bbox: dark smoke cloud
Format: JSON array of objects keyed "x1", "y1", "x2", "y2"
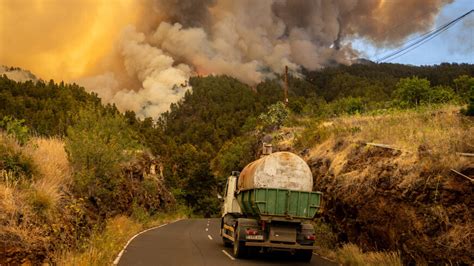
[
  {"x1": 79, "y1": 0, "x2": 452, "y2": 118},
  {"x1": 340, "y1": 0, "x2": 453, "y2": 45},
  {"x1": 152, "y1": 0, "x2": 217, "y2": 28}
]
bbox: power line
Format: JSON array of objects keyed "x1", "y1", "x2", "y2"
[
  {"x1": 385, "y1": 23, "x2": 455, "y2": 62},
  {"x1": 377, "y1": 9, "x2": 473, "y2": 62},
  {"x1": 376, "y1": 9, "x2": 474, "y2": 63}
]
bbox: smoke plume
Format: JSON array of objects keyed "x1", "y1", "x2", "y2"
[
  {"x1": 0, "y1": 0, "x2": 452, "y2": 118},
  {"x1": 0, "y1": 66, "x2": 37, "y2": 82}
]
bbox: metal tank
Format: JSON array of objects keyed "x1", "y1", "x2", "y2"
[{"x1": 237, "y1": 152, "x2": 313, "y2": 192}]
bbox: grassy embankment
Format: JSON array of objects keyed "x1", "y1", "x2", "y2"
[
  {"x1": 0, "y1": 134, "x2": 188, "y2": 265},
  {"x1": 57, "y1": 211, "x2": 188, "y2": 266},
  {"x1": 284, "y1": 104, "x2": 472, "y2": 265}
]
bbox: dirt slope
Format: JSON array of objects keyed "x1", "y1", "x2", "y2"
[
  {"x1": 309, "y1": 139, "x2": 472, "y2": 264},
  {"x1": 279, "y1": 107, "x2": 473, "y2": 264}
]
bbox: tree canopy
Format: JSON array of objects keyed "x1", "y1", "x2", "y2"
[{"x1": 1, "y1": 62, "x2": 473, "y2": 214}]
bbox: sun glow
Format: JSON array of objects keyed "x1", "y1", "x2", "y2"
[
  {"x1": 0, "y1": 0, "x2": 141, "y2": 81},
  {"x1": 378, "y1": 0, "x2": 387, "y2": 9}
]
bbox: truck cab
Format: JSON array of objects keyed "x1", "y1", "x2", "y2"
[{"x1": 221, "y1": 172, "x2": 241, "y2": 216}]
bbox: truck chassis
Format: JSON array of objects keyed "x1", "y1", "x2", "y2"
[{"x1": 221, "y1": 215, "x2": 315, "y2": 261}]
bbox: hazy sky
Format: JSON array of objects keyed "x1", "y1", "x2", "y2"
[
  {"x1": 353, "y1": 0, "x2": 474, "y2": 65},
  {"x1": 1, "y1": 0, "x2": 471, "y2": 84},
  {"x1": 1, "y1": 0, "x2": 471, "y2": 117}
]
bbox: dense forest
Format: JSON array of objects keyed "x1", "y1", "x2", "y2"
[{"x1": 1, "y1": 62, "x2": 473, "y2": 215}]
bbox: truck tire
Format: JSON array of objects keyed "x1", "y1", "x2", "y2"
[
  {"x1": 233, "y1": 226, "x2": 247, "y2": 258},
  {"x1": 295, "y1": 250, "x2": 313, "y2": 262}
]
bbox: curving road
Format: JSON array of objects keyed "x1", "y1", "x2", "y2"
[{"x1": 117, "y1": 218, "x2": 338, "y2": 266}]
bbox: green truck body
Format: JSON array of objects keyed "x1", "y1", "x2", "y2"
[
  {"x1": 237, "y1": 188, "x2": 322, "y2": 220},
  {"x1": 220, "y1": 152, "x2": 322, "y2": 261}
]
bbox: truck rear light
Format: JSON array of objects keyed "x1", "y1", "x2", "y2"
[
  {"x1": 246, "y1": 228, "x2": 259, "y2": 235},
  {"x1": 305, "y1": 234, "x2": 315, "y2": 240}
]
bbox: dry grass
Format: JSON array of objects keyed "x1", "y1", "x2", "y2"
[
  {"x1": 303, "y1": 105, "x2": 473, "y2": 264},
  {"x1": 57, "y1": 211, "x2": 188, "y2": 266},
  {"x1": 335, "y1": 106, "x2": 472, "y2": 155},
  {"x1": 303, "y1": 106, "x2": 473, "y2": 184},
  {"x1": 1, "y1": 134, "x2": 73, "y2": 263},
  {"x1": 58, "y1": 216, "x2": 142, "y2": 266},
  {"x1": 314, "y1": 243, "x2": 402, "y2": 266},
  {"x1": 0, "y1": 182, "x2": 19, "y2": 221},
  {"x1": 438, "y1": 224, "x2": 473, "y2": 252},
  {"x1": 312, "y1": 220, "x2": 402, "y2": 266},
  {"x1": 26, "y1": 137, "x2": 71, "y2": 210},
  {"x1": 0, "y1": 132, "x2": 22, "y2": 155},
  {"x1": 312, "y1": 218, "x2": 403, "y2": 265},
  {"x1": 336, "y1": 244, "x2": 402, "y2": 266},
  {"x1": 1, "y1": 132, "x2": 182, "y2": 264},
  {"x1": 0, "y1": 133, "x2": 31, "y2": 223},
  {"x1": 0, "y1": 136, "x2": 70, "y2": 219}
]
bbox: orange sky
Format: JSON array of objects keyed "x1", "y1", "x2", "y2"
[{"x1": 0, "y1": 0, "x2": 141, "y2": 81}]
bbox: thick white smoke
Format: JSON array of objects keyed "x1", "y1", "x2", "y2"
[
  {"x1": 0, "y1": 66, "x2": 37, "y2": 82},
  {"x1": 79, "y1": 27, "x2": 191, "y2": 117},
  {"x1": 76, "y1": 0, "x2": 451, "y2": 119}
]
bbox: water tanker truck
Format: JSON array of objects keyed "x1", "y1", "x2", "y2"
[{"x1": 220, "y1": 151, "x2": 322, "y2": 262}]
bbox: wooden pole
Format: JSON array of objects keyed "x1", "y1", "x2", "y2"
[
  {"x1": 450, "y1": 169, "x2": 474, "y2": 183},
  {"x1": 284, "y1": 66, "x2": 289, "y2": 106},
  {"x1": 456, "y1": 152, "x2": 474, "y2": 157}
]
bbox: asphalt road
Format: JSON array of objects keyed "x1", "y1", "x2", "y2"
[{"x1": 117, "y1": 218, "x2": 338, "y2": 266}]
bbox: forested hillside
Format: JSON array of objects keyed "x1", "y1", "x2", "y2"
[
  {"x1": 1, "y1": 62, "x2": 473, "y2": 264},
  {"x1": 1, "y1": 62, "x2": 473, "y2": 216},
  {"x1": 304, "y1": 62, "x2": 473, "y2": 101},
  {"x1": 0, "y1": 78, "x2": 109, "y2": 136}
]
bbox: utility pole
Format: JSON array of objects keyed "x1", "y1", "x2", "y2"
[{"x1": 284, "y1": 66, "x2": 289, "y2": 106}]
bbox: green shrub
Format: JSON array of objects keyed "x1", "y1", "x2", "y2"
[
  {"x1": 0, "y1": 135, "x2": 35, "y2": 181},
  {"x1": 288, "y1": 97, "x2": 305, "y2": 114},
  {"x1": 65, "y1": 107, "x2": 139, "y2": 211},
  {"x1": 211, "y1": 135, "x2": 257, "y2": 179},
  {"x1": 166, "y1": 143, "x2": 218, "y2": 216},
  {"x1": 294, "y1": 120, "x2": 331, "y2": 149},
  {"x1": 463, "y1": 86, "x2": 474, "y2": 116},
  {"x1": 258, "y1": 101, "x2": 290, "y2": 131},
  {"x1": 0, "y1": 116, "x2": 30, "y2": 145},
  {"x1": 394, "y1": 76, "x2": 431, "y2": 107},
  {"x1": 427, "y1": 85, "x2": 457, "y2": 104},
  {"x1": 393, "y1": 77, "x2": 458, "y2": 107},
  {"x1": 131, "y1": 202, "x2": 150, "y2": 224},
  {"x1": 328, "y1": 97, "x2": 365, "y2": 115},
  {"x1": 241, "y1": 116, "x2": 257, "y2": 133},
  {"x1": 454, "y1": 75, "x2": 474, "y2": 101},
  {"x1": 301, "y1": 95, "x2": 328, "y2": 117}
]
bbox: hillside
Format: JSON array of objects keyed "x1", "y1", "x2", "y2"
[
  {"x1": 0, "y1": 132, "x2": 176, "y2": 264},
  {"x1": 0, "y1": 63, "x2": 473, "y2": 264},
  {"x1": 298, "y1": 107, "x2": 473, "y2": 264}
]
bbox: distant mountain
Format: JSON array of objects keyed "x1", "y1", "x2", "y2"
[
  {"x1": 0, "y1": 65, "x2": 37, "y2": 82},
  {"x1": 354, "y1": 58, "x2": 376, "y2": 65}
]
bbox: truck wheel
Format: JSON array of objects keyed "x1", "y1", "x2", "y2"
[
  {"x1": 295, "y1": 250, "x2": 313, "y2": 262},
  {"x1": 233, "y1": 228, "x2": 247, "y2": 258}
]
